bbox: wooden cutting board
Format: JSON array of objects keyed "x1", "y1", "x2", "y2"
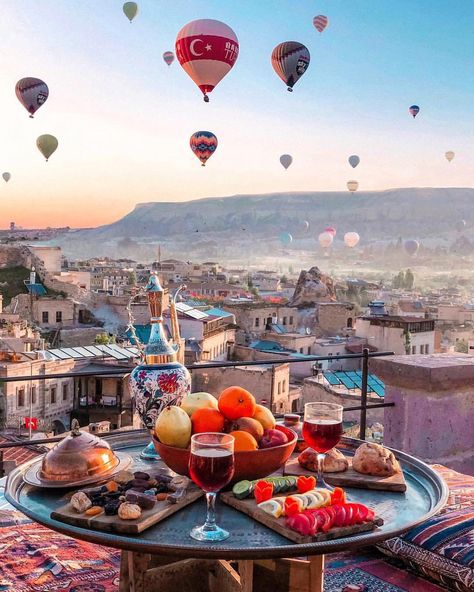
[
  {"x1": 284, "y1": 455, "x2": 407, "y2": 492},
  {"x1": 221, "y1": 492, "x2": 383, "y2": 544},
  {"x1": 51, "y1": 486, "x2": 203, "y2": 534}
]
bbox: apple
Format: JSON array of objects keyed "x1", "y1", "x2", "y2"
[
  {"x1": 231, "y1": 417, "x2": 264, "y2": 442},
  {"x1": 180, "y1": 392, "x2": 218, "y2": 416},
  {"x1": 260, "y1": 428, "x2": 289, "y2": 449},
  {"x1": 252, "y1": 404, "x2": 276, "y2": 430},
  {"x1": 155, "y1": 406, "x2": 191, "y2": 449}
]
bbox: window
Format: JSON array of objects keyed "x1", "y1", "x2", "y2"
[
  {"x1": 289, "y1": 316, "x2": 294, "y2": 325},
  {"x1": 56, "y1": 311, "x2": 62, "y2": 323},
  {"x1": 308, "y1": 347, "x2": 311, "y2": 354},
  {"x1": 42, "y1": 311, "x2": 49, "y2": 323},
  {"x1": 31, "y1": 386, "x2": 37, "y2": 405},
  {"x1": 50, "y1": 386, "x2": 57, "y2": 404},
  {"x1": 17, "y1": 388, "x2": 25, "y2": 407},
  {"x1": 282, "y1": 380, "x2": 286, "y2": 392},
  {"x1": 420, "y1": 345, "x2": 425, "y2": 354},
  {"x1": 300, "y1": 347, "x2": 303, "y2": 353},
  {"x1": 277, "y1": 382, "x2": 281, "y2": 395},
  {"x1": 425, "y1": 344, "x2": 429, "y2": 354},
  {"x1": 62, "y1": 383, "x2": 68, "y2": 401},
  {"x1": 411, "y1": 345, "x2": 416, "y2": 355},
  {"x1": 282, "y1": 316, "x2": 287, "y2": 326},
  {"x1": 255, "y1": 317, "x2": 260, "y2": 327}
]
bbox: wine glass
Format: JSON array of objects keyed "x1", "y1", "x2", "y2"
[
  {"x1": 302, "y1": 402, "x2": 343, "y2": 490},
  {"x1": 188, "y1": 433, "x2": 235, "y2": 542}
]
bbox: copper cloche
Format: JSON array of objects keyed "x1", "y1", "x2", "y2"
[{"x1": 40, "y1": 420, "x2": 119, "y2": 482}]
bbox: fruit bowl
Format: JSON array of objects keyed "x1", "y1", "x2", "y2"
[{"x1": 152, "y1": 425, "x2": 297, "y2": 484}]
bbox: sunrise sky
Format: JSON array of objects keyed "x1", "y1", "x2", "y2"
[{"x1": 1, "y1": 0, "x2": 473, "y2": 228}]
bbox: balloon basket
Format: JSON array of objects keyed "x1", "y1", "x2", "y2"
[{"x1": 140, "y1": 440, "x2": 160, "y2": 461}]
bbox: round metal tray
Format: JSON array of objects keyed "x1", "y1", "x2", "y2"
[{"x1": 5, "y1": 432, "x2": 448, "y2": 560}]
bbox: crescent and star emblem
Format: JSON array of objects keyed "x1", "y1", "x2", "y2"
[{"x1": 190, "y1": 39, "x2": 203, "y2": 56}]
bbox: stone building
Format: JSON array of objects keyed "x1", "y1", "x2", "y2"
[{"x1": 223, "y1": 302, "x2": 299, "y2": 343}]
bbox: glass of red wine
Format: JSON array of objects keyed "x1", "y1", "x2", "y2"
[
  {"x1": 303, "y1": 402, "x2": 343, "y2": 490},
  {"x1": 188, "y1": 432, "x2": 235, "y2": 542}
]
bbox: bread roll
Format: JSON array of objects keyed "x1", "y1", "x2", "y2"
[
  {"x1": 352, "y1": 442, "x2": 401, "y2": 477},
  {"x1": 298, "y1": 447, "x2": 348, "y2": 473}
]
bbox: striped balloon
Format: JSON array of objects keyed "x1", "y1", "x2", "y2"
[
  {"x1": 176, "y1": 19, "x2": 239, "y2": 102},
  {"x1": 409, "y1": 105, "x2": 420, "y2": 118},
  {"x1": 163, "y1": 51, "x2": 175, "y2": 66},
  {"x1": 313, "y1": 15, "x2": 328, "y2": 33},
  {"x1": 271, "y1": 42, "x2": 310, "y2": 91},
  {"x1": 190, "y1": 131, "x2": 218, "y2": 166},
  {"x1": 15, "y1": 77, "x2": 49, "y2": 118}
]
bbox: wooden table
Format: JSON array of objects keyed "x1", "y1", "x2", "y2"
[{"x1": 5, "y1": 432, "x2": 448, "y2": 592}]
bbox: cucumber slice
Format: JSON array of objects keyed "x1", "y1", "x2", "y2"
[
  {"x1": 232, "y1": 480, "x2": 252, "y2": 499},
  {"x1": 285, "y1": 476, "x2": 297, "y2": 490},
  {"x1": 277, "y1": 477, "x2": 289, "y2": 492}
]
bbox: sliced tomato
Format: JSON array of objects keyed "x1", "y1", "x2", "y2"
[
  {"x1": 254, "y1": 481, "x2": 274, "y2": 505},
  {"x1": 365, "y1": 508, "x2": 375, "y2": 522},
  {"x1": 302, "y1": 510, "x2": 318, "y2": 535},
  {"x1": 344, "y1": 504, "x2": 354, "y2": 526},
  {"x1": 330, "y1": 486, "x2": 346, "y2": 505},
  {"x1": 333, "y1": 504, "x2": 347, "y2": 528},
  {"x1": 287, "y1": 513, "x2": 312, "y2": 536},
  {"x1": 317, "y1": 508, "x2": 333, "y2": 532},
  {"x1": 297, "y1": 475, "x2": 316, "y2": 494},
  {"x1": 353, "y1": 503, "x2": 368, "y2": 522},
  {"x1": 285, "y1": 497, "x2": 302, "y2": 517},
  {"x1": 324, "y1": 505, "x2": 337, "y2": 528}
]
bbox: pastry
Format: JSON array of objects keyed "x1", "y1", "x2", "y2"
[
  {"x1": 298, "y1": 447, "x2": 348, "y2": 473},
  {"x1": 352, "y1": 442, "x2": 401, "y2": 477},
  {"x1": 70, "y1": 491, "x2": 92, "y2": 513},
  {"x1": 118, "y1": 502, "x2": 142, "y2": 520}
]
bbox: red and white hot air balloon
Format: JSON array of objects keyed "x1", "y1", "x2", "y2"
[
  {"x1": 313, "y1": 15, "x2": 328, "y2": 33},
  {"x1": 175, "y1": 19, "x2": 239, "y2": 102},
  {"x1": 163, "y1": 51, "x2": 175, "y2": 66}
]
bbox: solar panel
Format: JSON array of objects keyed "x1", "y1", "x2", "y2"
[
  {"x1": 94, "y1": 345, "x2": 128, "y2": 360},
  {"x1": 83, "y1": 346, "x2": 105, "y2": 357},
  {"x1": 175, "y1": 302, "x2": 192, "y2": 312},
  {"x1": 184, "y1": 308, "x2": 208, "y2": 320},
  {"x1": 61, "y1": 348, "x2": 84, "y2": 359},
  {"x1": 48, "y1": 348, "x2": 72, "y2": 360},
  {"x1": 71, "y1": 347, "x2": 96, "y2": 357},
  {"x1": 107, "y1": 344, "x2": 136, "y2": 358}
]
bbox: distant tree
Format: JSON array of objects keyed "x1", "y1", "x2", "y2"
[
  {"x1": 392, "y1": 271, "x2": 405, "y2": 289},
  {"x1": 127, "y1": 271, "x2": 137, "y2": 285},
  {"x1": 280, "y1": 275, "x2": 288, "y2": 284},
  {"x1": 95, "y1": 333, "x2": 112, "y2": 345},
  {"x1": 455, "y1": 339, "x2": 468, "y2": 354},
  {"x1": 403, "y1": 329, "x2": 411, "y2": 354},
  {"x1": 405, "y1": 269, "x2": 415, "y2": 290}
]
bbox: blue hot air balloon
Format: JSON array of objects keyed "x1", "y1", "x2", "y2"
[
  {"x1": 348, "y1": 155, "x2": 360, "y2": 168},
  {"x1": 279, "y1": 232, "x2": 293, "y2": 246}
]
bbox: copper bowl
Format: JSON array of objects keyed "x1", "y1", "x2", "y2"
[
  {"x1": 40, "y1": 423, "x2": 119, "y2": 483},
  {"x1": 153, "y1": 425, "x2": 297, "y2": 484}
]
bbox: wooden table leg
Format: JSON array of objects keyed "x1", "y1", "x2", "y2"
[
  {"x1": 238, "y1": 560, "x2": 254, "y2": 592},
  {"x1": 309, "y1": 554, "x2": 324, "y2": 592}
]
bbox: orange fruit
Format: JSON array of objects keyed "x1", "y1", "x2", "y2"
[
  {"x1": 218, "y1": 386, "x2": 256, "y2": 420},
  {"x1": 191, "y1": 408, "x2": 225, "y2": 434},
  {"x1": 229, "y1": 430, "x2": 258, "y2": 452}
]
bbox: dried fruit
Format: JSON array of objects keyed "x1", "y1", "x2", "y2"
[
  {"x1": 85, "y1": 506, "x2": 104, "y2": 516},
  {"x1": 156, "y1": 493, "x2": 168, "y2": 501}
]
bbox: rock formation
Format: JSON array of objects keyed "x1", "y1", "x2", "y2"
[{"x1": 290, "y1": 266, "x2": 337, "y2": 307}]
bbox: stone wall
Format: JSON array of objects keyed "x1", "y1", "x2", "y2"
[
  {"x1": 370, "y1": 353, "x2": 474, "y2": 475},
  {"x1": 317, "y1": 303, "x2": 355, "y2": 335}
]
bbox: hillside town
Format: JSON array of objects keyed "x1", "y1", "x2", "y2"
[{"x1": 0, "y1": 242, "x2": 472, "y2": 451}]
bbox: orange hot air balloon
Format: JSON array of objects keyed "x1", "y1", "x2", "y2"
[{"x1": 175, "y1": 19, "x2": 239, "y2": 102}]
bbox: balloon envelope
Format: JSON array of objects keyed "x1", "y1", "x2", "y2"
[
  {"x1": 15, "y1": 77, "x2": 49, "y2": 118},
  {"x1": 348, "y1": 155, "x2": 360, "y2": 168},
  {"x1": 176, "y1": 19, "x2": 239, "y2": 102},
  {"x1": 271, "y1": 42, "x2": 310, "y2": 91},
  {"x1": 36, "y1": 134, "x2": 58, "y2": 161},
  {"x1": 190, "y1": 131, "x2": 218, "y2": 166},
  {"x1": 404, "y1": 239, "x2": 419, "y2": 256},
  {"x1": 279, "y1": 232, "x2": 293, "y2": 245},
  {"x1": 347, "y1": 180, "x2": 359, "y2": 193},
  {"x1": 409, "y1": 105, "x2": 420, "y2": 118},
  {"x1": 344, "y1": 232, "x2": 360, "y2": 248},
  {"x1": 445, "y1": 151, "x2": 455, "y2": 162},
  {"x1": 123, "y1": 2, "x2": 138, "y2": 22},
  {"x1": 324, "y1": 227, "x2": 336, "y2": 237},
  {"x1": 280, "y1": 154, "x2": 292, "y2": 169},
  {"x1": 318, "y1": 232, "x2": 333, "y2": 248},
  {"x1": 2, "y1": 173, "x2": 11, "y2": 183},
  {"x1": 163, "y1": 51, "x2": 175, "y2": 66},
  {"x1": 302, "y1": 220, "x2": 310, "y2": 231},
  {"x1": 313, "y1": 15, "x2": 328, "y2": 33}
]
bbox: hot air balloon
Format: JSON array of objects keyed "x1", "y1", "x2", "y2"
[
  {"x1": 324, "y1": 226, "x2": 336, "y2": 237},
  {"x1": 456, "y1": 219, "x2": 466, "y2": 232},
  {"x1": 409, "y1": 105, "x2": 420, "y2": 118},
  {"x1": 313, "y1": 15, "x2": 328, "y2": 33},
  {"x1": 15, "y1": 78, "x2": 49, "y2": 118},
  {"x1": 347, "y1": 180, "x2": 359, "y2": 193},
  {"x1": 445, "y1": 151, "x2": 455, "y2": 162},
  {"x1": 2, "y1": 173, "x2": 11, "y2": 183},
  {"x1": 271, "y1": 42, "x2": 310, "y2": 92},
  {"x1": 404, "y1": 239, "x2": 419, "y2": 256},
  {"x1": 175, "y1": 19, "x2": 239, "y2": 102},
  {"x1": 280, "y1": 154, "x2": 293, "y2": 169},
  {"x1": 318, "y1": 232, "x2": 333, "y2": 248},
  {"x1": 190, "y1": 131, "x2": 218, "y2": 166},
  {"x1": 302, "y1": 220, "x2": 310, "y2": 231},
  {"x1": 344, "y1": 232, "x2": 360, "y2": 248},
  {"x1": 280, "y1": 232, "x2": 293, "y2": 246},
  {"x1": 163, "y1": 51, "x2": 175, "y2": 66},
  {"x1": 36, "y1": 134, "x2": 58, "y2": 162},
  {"x1": 348, "y1": 155, "x2": 360, "y2": 168},
  {"x1": 123, "y1": 2, "x2": 138, "y2": 22}
]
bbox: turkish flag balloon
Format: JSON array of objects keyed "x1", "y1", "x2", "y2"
[{"x1": 175, "y1": 19, "x2": 239, "y2": 102}]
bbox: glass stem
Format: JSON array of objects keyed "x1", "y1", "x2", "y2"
[
  {"x1": 204, "y1": 492, "x2": 217, "y2": 530},
  {"x1": 316, "y1": 453, "x2": 326, "y2": 487}
]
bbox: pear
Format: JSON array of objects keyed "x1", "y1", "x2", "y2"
[
  {"x1": 181, "y1": 392, "x2": 218, "y2": 416},
  {"x1": 155, "y1": 406, "x2": 191, "y2": 449}
]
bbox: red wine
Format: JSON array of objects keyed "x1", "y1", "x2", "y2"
[
  {"x1": 303, "y1": 419, "x2": 343, "y2": 453},
  {"x1": 189, "y1": 448, "x2": 235, "y2": 493}
]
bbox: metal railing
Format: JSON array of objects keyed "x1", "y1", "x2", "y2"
[{"x1": 0, "y1": 348, "x2": 394, "y2": 456}]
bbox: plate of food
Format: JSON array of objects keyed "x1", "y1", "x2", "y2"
[{"x1": 221, "y1": 474, "x2": 383, "y2": 544}]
